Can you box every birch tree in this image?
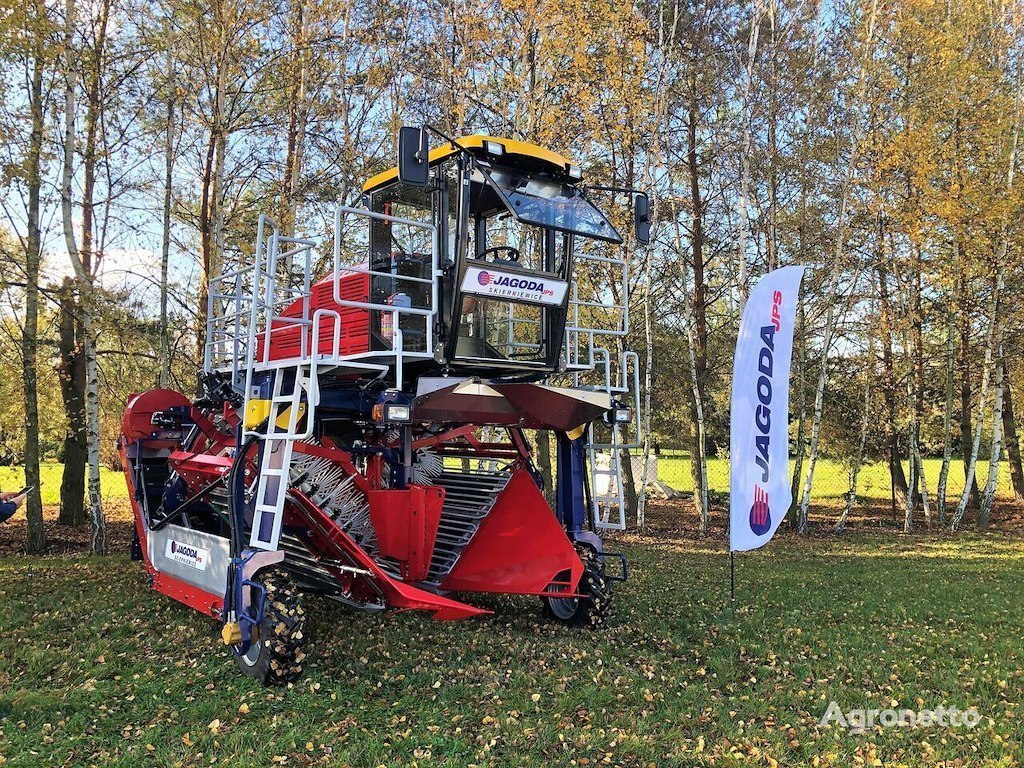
[158,13,176,388]
[60,0,107,554]
[20,0,50,554]
[935,312,954,523]
[797,0,878,533]
[979,349,1005,530]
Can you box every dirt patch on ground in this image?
[0,499,135,556]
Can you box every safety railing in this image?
[328,205,440,389]
[562,251,629,373]
[205,265,254,393]
[204,206,439,392]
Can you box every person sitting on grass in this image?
[0,489,28,523]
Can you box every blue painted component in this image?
[573,529,604,554]
[238,579,266,630]
[555,431,589,538]
[226,549,268,655]
[376,389,412,408]
[316,386,379,416]
[162,476,188,514]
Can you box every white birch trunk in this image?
[60,0,79,266]
[798,301,834,533]
[797,0,878,532]
[936,312,955,524]
[835,367,871,532]
[634,5,679,531]
[952,77,1018,529]
[979,349,1005,530]
[735,0,765,302]
[212,130,226,276]
[158,16,174,388]
[61,0,105,554]
[952,267,1002,530]
[904,423,917,533]
[916,448,931,529]
[84,332,103,553]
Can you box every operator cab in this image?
[362,135,623,376]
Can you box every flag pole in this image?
[729,550,735,603]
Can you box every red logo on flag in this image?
[749,485,772,535]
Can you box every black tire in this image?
[543,548,612,629]
[233,567,307,685]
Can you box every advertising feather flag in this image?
[730,266,805,554]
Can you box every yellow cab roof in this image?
[362,134,574,193]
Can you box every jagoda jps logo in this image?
[749,289,784,536]
[166,539,208,570]
[476,270,552,296]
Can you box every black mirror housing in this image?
[634,193,651,245]
[398,126,430,187]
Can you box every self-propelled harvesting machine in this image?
[119,129,648,684]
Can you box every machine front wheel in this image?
[543,549,612,629]
[233,567,307,685]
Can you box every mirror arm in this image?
[584,183,646,196]
[421,123,477,161]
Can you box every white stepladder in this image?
[585,351,640,531]
[559,250,641,531]
[248,361,316,551]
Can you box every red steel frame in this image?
[120,388,586,625]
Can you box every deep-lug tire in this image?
[234,567,307,685]
[543,548,612,629]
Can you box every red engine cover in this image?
[121,389,192,448]
[258,271,370,363]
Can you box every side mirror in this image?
[398,126,430,187]
[634,193,651,245]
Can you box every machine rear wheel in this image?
[543,548,612,629]
[234,568,307,685]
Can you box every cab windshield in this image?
[478,163,623,244]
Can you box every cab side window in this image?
[367,182,435,352]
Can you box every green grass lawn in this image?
[0,458,1011,508]
[1,534,1021,766]
[0,463,128,505]
[658,456,1015,501]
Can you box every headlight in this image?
[607,406,632,424]
[483,140,505,156]
[371,402,412,423]
[384,403,412,423]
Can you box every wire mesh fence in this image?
[0,462,128,505]
[652,448,1018,504]
[1,451,1017,516]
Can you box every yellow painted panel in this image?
[244,400,272,429]
[362,134,574,192]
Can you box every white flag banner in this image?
[729,266,805,552]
